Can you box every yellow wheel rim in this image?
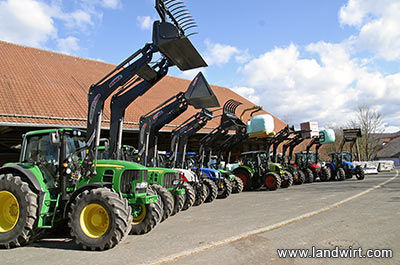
[80,203,109,238]
[132,204,146,225]
[0,191,20,233]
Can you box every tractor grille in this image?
[120,170,145,194]
[163,172,178,189]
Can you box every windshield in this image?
[24,134,59,163]
[342,153,352,162]
[65,135,86,160]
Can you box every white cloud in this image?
[384,125,400,133]
[57,36,79,54]
[204,40,251,66]
[102,0,121,9]
[340,0,400,61]
[238,42,400,128]
[232,86,260,105]
[137,16,152,30]
[0,0,57,47]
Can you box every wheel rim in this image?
[0,191,20,233]
[236,174,247,188]
[265,175,276,188]
[132,204,146,225]
[80,203,109,238]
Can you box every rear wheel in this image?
[151,184,174,222]
[234,168,252,191]
[192,182,207,206]
[68,188,132,250]
[181,183,195,211]
[355,167,365,180]
[0,174,38,249]
[231,176,244,193]
[217,178,232,199]
[203,179,218,203]
[337,168,346,181]
[304,169,314,183]
[264,172,281,191]
[319,167,331,182]
[130,187,161,235]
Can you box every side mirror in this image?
[50,131,60,145]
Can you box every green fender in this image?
[232,165,254,176]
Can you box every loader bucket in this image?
[184,72,220,109]
[153,22,207,71]
[153,1,207,71]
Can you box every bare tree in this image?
[348,105,384,161]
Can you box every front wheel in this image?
[233,168,252,191]
[337,168,346,181]
[0,174,38,249]
[181,183,195,211]
[68,188,132,250]
[217,178,232,199]
[355,167,365,180]
[192,182,207,206]
[231,176,244,193]
[264,172,281,191]
[319,167,331,182]
[203,178,218,203]
[280,172,293,188]
[304,168,314,183]
[170,192,184,216]
[130,187,162,235]
[151,184,174,222]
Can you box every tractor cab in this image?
[239,151,269,175]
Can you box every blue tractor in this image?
[326,129,365,181]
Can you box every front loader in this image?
[133,72,219,216]
[326,129,364,181]
[0,0,206,250]
[167,108,219,205]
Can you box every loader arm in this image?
[198,100,245,167]
[109,57,172,160]
[169,108,214,168]
[83,43,158,174]
[136,72,219,167]
[270,125,294,163]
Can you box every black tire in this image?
[68,188,132,250]
[231,176,244,193]
[0,174,38,249]
[280,172,293,188]
[203,178,218,203]
[319,167,331,182]
[151,184,174,222]
[295,170,305,185]
[356,167,365,180]
[217,178,232,199]
[304,168,314,183]
[130,187,162,235]
[337,168,346,181]
[233,168,252,191]
[181,183,195,211]
[192,182,207,206]
[264,172,281,191]
[170,191,185,216]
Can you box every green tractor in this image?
[233,150,287,191]
[98,145,185,222]
[0,129,157,250]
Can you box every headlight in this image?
[135,182,148,189]
[172,179,180,185]
[66,168,72,174]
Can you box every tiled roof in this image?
[376,136,400,158]
[0,40,286,133]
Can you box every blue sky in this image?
[1,0,400,132]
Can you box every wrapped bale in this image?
[247,114,275,138]
[319,129,335,144]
